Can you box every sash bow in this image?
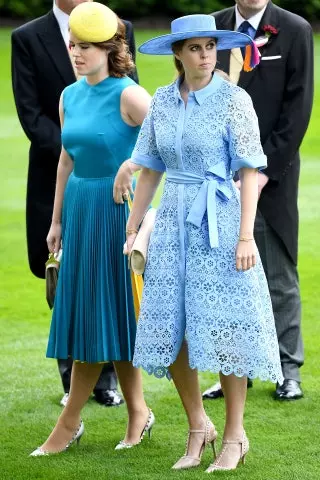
[166,162,232,248]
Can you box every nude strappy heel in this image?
[172,417,218,470]
[206,430,249,472]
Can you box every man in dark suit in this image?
[11,0,139,407]
[202,0,313,400]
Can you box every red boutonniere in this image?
[254,24,279,50]
[261,25,279,37]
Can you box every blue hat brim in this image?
[139,30,253,55]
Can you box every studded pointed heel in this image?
[172,417,218,470]
[30,421,84,457]
[206,430,249,472]
[115,408,155,450]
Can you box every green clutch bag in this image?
[45,250,62,309]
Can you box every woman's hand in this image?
[47,223,62,253]
[123,232,138,256]
[113,161,134,204]
[235,239,257,271]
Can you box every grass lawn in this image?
[0,27,320,480]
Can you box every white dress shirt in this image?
[235,4,267,31]
[53,2,70,46]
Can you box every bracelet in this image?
[239,237,254,242]
[126,228,138,235]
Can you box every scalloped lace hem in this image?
[134,362,284,385]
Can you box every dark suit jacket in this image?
[214,1,314,264]
[11,11,139,278]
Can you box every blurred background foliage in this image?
[0,0,319,21]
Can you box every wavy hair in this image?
[94,18,135,77]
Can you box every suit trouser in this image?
[57,359,118,393]
[254,210,304,382]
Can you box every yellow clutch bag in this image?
[128,197,153,320]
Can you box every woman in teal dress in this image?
[30,3,154,456]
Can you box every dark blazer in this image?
[11,11,139,278]
[214,1,314,264]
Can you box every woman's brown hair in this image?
[94,18,135,77]
[172,39,187,76]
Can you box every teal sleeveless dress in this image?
[46,76,139,363]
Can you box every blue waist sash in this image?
[166,162,233,248]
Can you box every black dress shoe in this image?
[203,381,224,399]
[275,379,303,400]
[94,389,124,406]
[202,379,253,399]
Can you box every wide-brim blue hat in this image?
[139,14,255,55]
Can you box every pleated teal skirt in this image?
[46,173,137,363]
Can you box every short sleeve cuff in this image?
[231,154,267,173]
[131,153,166,173]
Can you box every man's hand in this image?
[257,172,269,197]
[234,172,269,198]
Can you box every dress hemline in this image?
[133,362,284,385]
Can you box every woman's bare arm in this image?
[236,167,259,271]
[125,167,163,252]
[114,86,152,204]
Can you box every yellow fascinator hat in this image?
[69,2,118,43]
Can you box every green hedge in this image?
[0,0,51,18]
[273,0,320,19]
[1,0,319,21]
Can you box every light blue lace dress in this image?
[131,73,283,384]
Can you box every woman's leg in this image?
[220,373,247,439]
[40,362,104,452]
[113,361,149,444]
[213,373,247,468]
[169,341,213,460]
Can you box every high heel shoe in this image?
[205,430,249,472]
[172,417,218,470]
[30,421,84,456]
[115,408,155,450]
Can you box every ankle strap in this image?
[222,430,246,446]
[222,439,242,445]
[189,429,205,433]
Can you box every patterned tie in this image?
[231,21,256,182]
[238,21,256,58]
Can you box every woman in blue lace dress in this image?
[126,15,283,472]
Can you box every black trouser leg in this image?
[254,210,303,382]
[93,362,118,393]
[57,359,118,393]
[57,358,73,393]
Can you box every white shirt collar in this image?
[235,4,267,31]
[53,2,70,44]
